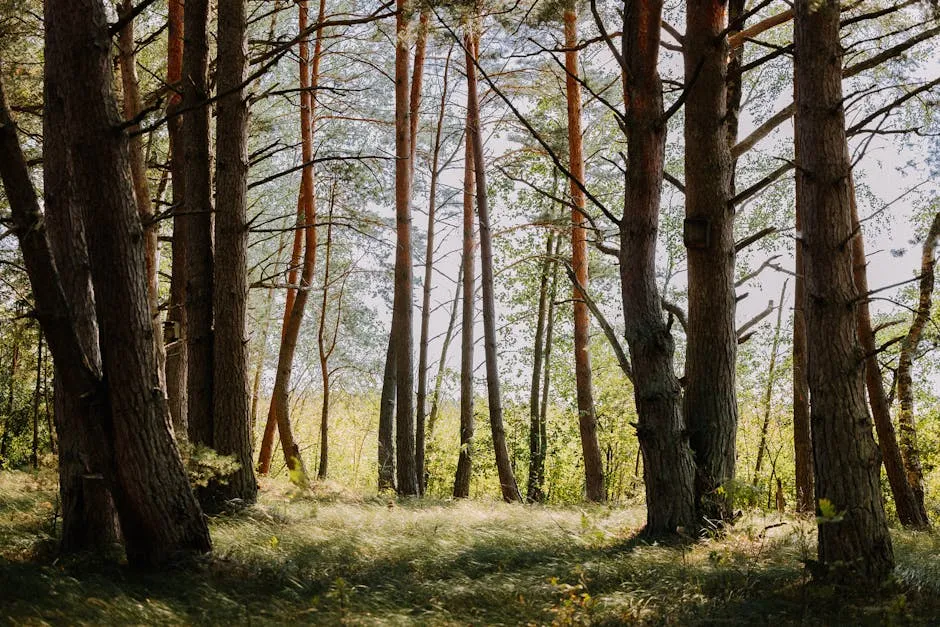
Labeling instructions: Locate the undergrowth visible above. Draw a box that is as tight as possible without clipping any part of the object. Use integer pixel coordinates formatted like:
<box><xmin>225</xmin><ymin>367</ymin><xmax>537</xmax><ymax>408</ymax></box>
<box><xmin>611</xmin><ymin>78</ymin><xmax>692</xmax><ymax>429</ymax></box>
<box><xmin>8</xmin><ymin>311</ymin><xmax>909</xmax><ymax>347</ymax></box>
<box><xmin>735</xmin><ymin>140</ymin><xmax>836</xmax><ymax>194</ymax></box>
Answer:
<box><xmin>2</xmin><ymin>469</ymin><xmax>940</xmax><ymax>625</ymax></box>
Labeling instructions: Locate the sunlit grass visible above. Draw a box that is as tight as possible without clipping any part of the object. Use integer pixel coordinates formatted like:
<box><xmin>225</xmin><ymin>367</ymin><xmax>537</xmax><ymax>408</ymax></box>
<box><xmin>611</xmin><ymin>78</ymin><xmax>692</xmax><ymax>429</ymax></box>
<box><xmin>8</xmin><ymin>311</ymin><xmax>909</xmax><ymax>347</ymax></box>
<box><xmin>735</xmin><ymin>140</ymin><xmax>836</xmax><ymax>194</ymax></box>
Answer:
<box><xmin>2</xmin><ymin>469</ymin><xmax>940</xmax><ymax>624</ymax></box>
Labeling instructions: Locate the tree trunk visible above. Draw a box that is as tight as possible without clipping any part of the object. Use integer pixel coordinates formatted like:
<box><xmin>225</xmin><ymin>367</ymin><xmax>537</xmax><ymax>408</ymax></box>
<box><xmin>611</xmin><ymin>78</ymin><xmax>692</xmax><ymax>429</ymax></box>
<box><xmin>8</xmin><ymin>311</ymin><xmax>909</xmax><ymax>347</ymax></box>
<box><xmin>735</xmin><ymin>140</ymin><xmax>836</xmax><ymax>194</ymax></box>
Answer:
<box><xmin>165</xmin><ymin>0</ymin><xmax>187</xmax><ymax>439</ymax></box>
<box><xmin>618</xmin><ymin>0</ymin><xmax>696</xmax><ymax>535</ymax></box>
<box><xmin>415</xmin><ymin>28</ymin><xmax>447</xmax><ymax>495</ymax></box>
<box><xmin>792</xmin><ymin>90</ymin><xmax>814</xmax><ymax>512</ymax></box>
<box><xmin>527</xmin><ymin>231</ymin><xmax>553</xmax><ymax>503</ymax></box>
<box><xmin>117</xmin><ymin>0</ymin><xmax>165</xmax><ymax>393</ymax></box>
<box><xmin>894</xmin><ymin>211</ymin><xmax>940</xmax><ymax>525</ymax></box>
<box><xmin>378</xmin><ymin>335</ymin><xmax>397</xmax><ymax>491</ymax></box>
<box><xmin>683</xmin><ymin>0</ymin><xmax>738</xmax><ymax>524</ymax></box>
<box><xmin>850</xmin><ymin>183</ymin><xmax>928</xmax><ymax>528</ymax></box>
<box><xmin>317</xmin><ymin>190</ymin><xmax>337</xmax><ymax>480</ymax></box>
<box><xmin>391</xmin><ymin>0</ymin><xmax>419</xmax><ymax>496</ymax></box>
<box><xmin>753</xmin><ymin>281</ymin><xmax>787</xmax><ymax>485</ymax></box>
<box><xmin>465</xmin><ymin>28</ymin><xmax>521</xmax><ymax>503</ymax></box>
<box><xmin>564</xmin><ymin>5</ymin><xmax>604</xmax><ymax>503</ymax></box>
<box><xmin>211</xmin><ymin>0</ymin><xmax>258</xmax><ymax>505</ymax></box>
<box><xmin>537</xmin><ymin>238</ymin><xmax>561</xmax><ymax>502</ymax></box>
<box><xmin>453</xmin><ymin>107</ymin><xmax>476</xmax><ymax>500</ymax></box>
<box><xmin>794</xmin><ymin>0</ymin><xmax>894</xmax><ymax>582</ymax></box>
<box><xmin>30</xmin><ymin>333</ymin><xmax>42</xmax><ymax>468</ymax></box>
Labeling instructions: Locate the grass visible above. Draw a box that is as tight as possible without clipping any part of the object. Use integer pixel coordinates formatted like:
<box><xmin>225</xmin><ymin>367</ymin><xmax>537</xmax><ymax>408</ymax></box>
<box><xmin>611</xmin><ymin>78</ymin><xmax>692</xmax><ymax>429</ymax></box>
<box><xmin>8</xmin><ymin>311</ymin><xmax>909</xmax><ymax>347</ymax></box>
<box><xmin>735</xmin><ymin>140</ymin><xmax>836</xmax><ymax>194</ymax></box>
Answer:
<box><xmin>2</xmin><ymin>470</ymin><xmax>940</xmax><ymax>625</ymax></box>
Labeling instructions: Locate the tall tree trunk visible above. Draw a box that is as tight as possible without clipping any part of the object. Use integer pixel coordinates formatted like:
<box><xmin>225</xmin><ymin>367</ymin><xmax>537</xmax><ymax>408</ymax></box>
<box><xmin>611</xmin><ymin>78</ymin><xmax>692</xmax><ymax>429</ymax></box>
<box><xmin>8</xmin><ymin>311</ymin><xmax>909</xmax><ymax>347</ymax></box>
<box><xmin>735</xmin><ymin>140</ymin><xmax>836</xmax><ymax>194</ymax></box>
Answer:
<box><xmin>260</xmin><ymin>0</ymin><xmax>325</xmax><ymax>484</ymax></box>
<box><xmin>792</xmin><ymin>88</ymin><xmax>814</xmax><ymax>512</ymax></box>
<box><xmin>465</xmin><ymin>28</ymin><xmax>522</xmax><ymax>503</ymax></box>
<box><xmin>30</xmin><ymin>333</ymin><xmax>42</xmax><ymax>469</ymax></box>
<box><xmin>850</xmin><ymin>184</ymin><xmax>928</xmax><ymax>528</ymax></box>
<box><xmin>537</xmin><ymin>238</ymin><xmax>561</xmax><ymax>502</ymax></box>
<box><xmin>618</xmin><ymin>0</ymin><xmax>696</xmax><ymax>535</ymax></box>
<box><xmin>211</xmin><ymin>0</ymin><xmax>258</xmax><ymax>505</ymax></box>
<box><xmin>4</xmin><ymin>0</ymin><xmax>212</xmax><ymax>566</ymax></box>
<box><xmin>753</xmin><ymin>281</ymin><xmax>787</xmax><ymax>485</ymax></box>
<box><xmin>894</xmin><ymin>211</ymin><xmax>940</xmax><ymax>525</ymax></box>
<box><xmin>794</xmin><ymin>0</ymin><xmax>894</xmax><ymax>582</ymax></box>
<box><xmin>527</xmin><ymin>231</ymin><xmax>553</xmax><ymax>503</ymax></box>
<box><xmin>39</xmin><ymin>19</ymin><xmax>120</xmax><ymax>551</ymax></box>
<box><xmin>683</xmin><ymin>0</ymin><xmax>738</xmax><ymax>524</ymax></box>
<box><xmin>166</xmin><ymin>0</ymin><xmax>188</xmax><ymax>439</ymax></box>
<box><xmin>391</xmin><ymin>0</ymin><xmax>419</xmax><ymax>496</ymax></box>
<box><xmin>250</xmin><ymin>232</ymin><xmax>288</xmax><ymax>436</ymax></box>
<box><xmin>117</xmin><ymin>0</ymin><xmax>165</xmax><ymax>393</ymax></box>
<box><xmin>378</xmin><ymin>335</ymin><xmax>397</xmax><ymax>491</ymax></box>
<box><xmin>317</xmin><ymin>189</ymin><xmax>337</xmax><ymax>480</ymax></box>
<box><xmin>564</xmin><ymin>5</ymin><xmax>604</xmax><ymax>503</ymax></box>
<box><xmin>415</xmin><ymin>29</ymin><xmax>447</xmax><ymax>495</ymax></box>
<box><xmin>180</xmin><ymin>0</ymin><xmax>215</xmax><ymax>447</ymax></box>
<box><xmin>453</xmin><ymin>108</ymin><xmax>476</xmax><ymax>500</ymax></box>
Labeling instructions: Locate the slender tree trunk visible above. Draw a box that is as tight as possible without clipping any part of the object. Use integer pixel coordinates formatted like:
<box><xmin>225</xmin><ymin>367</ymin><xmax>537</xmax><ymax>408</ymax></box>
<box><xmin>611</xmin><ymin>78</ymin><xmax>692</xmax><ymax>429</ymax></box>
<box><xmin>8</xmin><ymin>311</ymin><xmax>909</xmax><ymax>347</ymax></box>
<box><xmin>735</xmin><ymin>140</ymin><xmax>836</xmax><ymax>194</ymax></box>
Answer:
<box><xmin>250</xmin><ymin>232</ymin><xmax>287</xmax><ymax>435</ymax></box>
<box><xmin>453</xmin><ymin>109</ymin><xmax>476</xmax><ymax>500</ymax></box>
<box><xmin>211</xmin><ymin>0</ymin><xmax>258</xmax><ymax>505</ymax></box>
<box><xmin>794</xmin><ymin>0</ymin><xmax>894</xmax><ymax>581</ymax></box>
<box><xmin>683</xmin><ymin>0</ymin><xmax>738</xmax><ymax>524</ymax></box>
<box><xmin>753</xmin><ymin>281</ymin><xmax>787</xmax><ymax>485</ymax></box>
<box><xmin>117</xmin><ymin>0</ymin><xmax>165</xmax><ymax>393</ymax></box>
<box><xmin>166</xmin><ymin>0</ymin><xmax>188</xmax><ymax>439</ymax></box>
<box><xmin>260</xmin><ymin>0</ymin><xmax>326</xmax><ymax>484</ymax></box>
<box><xmin>30</xmin><ymin>333</ymin><xmax>42</xmax><ymax>468</ymax></box>
<box><xmin>792</xmin><ymin>91</ymin><xmax>814</xmax><ymax>512</ymax></box>
<box><xmin>850</xmin><ymin>184</ymin><xmax>928</xmax><ymax>528</ymax></box>
<box><xmin>619</xmin><ymin>0</ymin><xmax>696</xmax><ymax>535</ymax></box>
<box><xmin>415</xmin><ymin>31</ymin><xmax>448</xmax><ymax>495</ymax></box>
<box><xmin>564</xmin><ymin>5</ymin><xmax>604</xmax><ymax>503</ymax></box>
<box><xmin>390</xmin><ymin>0</ymin><xmax>419</xmax><ymax>496</ymax></box>
<box><xmin>180</xmin><ymin>0</ymin><xmax>215</xmax><ymax>447</ymax></box>
<box><xmin>378</xmin><ymin>335</ymin><xmax>397</xmax><ymax>491</ymax></box>
<box><xmin>537</xmin><ymin>238</ymin><xmax>561</xmax><ymax>501</ymax></box>
<box><xmin>465</xmin><ymin>28</ymin><xmax>521</xmax><ymax>503</ymax></box>
<box><xmin>894</xmin><ymin>211</ymin><xmax>940</xmax><ymax>525</ymax></box>
<box><xmin>527</xmin><ymin>231</ymin><xmax>553</xmax><ymax>503</ymax></box>
<box><xmin>317</xmin><ymin>189</ymin><xmax>337</xmax><ymax>480</ymax></box>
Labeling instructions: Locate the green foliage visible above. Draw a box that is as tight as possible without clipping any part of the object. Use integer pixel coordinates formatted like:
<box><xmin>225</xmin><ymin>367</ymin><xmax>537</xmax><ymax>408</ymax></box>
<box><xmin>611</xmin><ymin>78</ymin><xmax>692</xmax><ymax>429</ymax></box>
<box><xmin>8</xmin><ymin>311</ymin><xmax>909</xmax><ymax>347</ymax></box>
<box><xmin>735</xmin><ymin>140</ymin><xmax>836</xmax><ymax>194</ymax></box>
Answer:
<box><xmin>182</xmin><ymin>442</ymin><xmax>243</xmax><ymax>489</ymax></box>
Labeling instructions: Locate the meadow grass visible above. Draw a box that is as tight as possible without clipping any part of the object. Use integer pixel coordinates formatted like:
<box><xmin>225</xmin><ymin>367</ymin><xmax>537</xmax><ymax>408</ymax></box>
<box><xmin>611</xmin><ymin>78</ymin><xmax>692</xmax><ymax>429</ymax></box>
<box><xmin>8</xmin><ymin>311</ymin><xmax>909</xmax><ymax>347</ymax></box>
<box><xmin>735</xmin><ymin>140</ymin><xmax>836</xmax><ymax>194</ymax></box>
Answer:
<box><xmin>2</xmin><ymin>469</ymin><xmax>940</xmax><ymax>625</ymax></box>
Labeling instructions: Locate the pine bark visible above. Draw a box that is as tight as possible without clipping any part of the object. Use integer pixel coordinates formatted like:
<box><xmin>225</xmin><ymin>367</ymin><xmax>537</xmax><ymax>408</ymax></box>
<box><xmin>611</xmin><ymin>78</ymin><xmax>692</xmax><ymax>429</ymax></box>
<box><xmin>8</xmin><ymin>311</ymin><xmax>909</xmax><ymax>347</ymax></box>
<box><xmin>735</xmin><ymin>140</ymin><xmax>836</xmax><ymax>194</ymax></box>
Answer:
<box><xmin>619</xmin><ymin>0</ymin><xmax>696</xmax><ymax>535</ymax></box>
<box><xmin>683</xmin><ymin>0</ymin><xmax>738</xmax><ymax>523</ymax></box>
<box><xmin>794</xmin><ymin>0</ymin><xmax>894</xmax><ymax>581</ymax></box>
<box><xmin>378</xmin><ymin>335</ymin><xmax>397</xmax><ymax>491</ymax></box>
<box><xmin>564</xmin><ymin>6</ymin><xmax>604</xmax><ymax>503</ymax></box>
<box><xmin>212</xmin><ymin>0</ymin><xmax>258</xmax><ymax>505</ymax></box>
<box><xmin>453</xmin><ymin>108</ymin><xmax>476</xmax><ymax>500</ymax></box>
<box><xmin>180</xmin><ymin>0</ymin><xmax>215</xmax><ymax>447</ymax></box>
<box><xmin>527</xmin><ymin>231</ymin><xmax>553</xmax><ymax>503</ymax></box>
<box><xmin>391</xmin><ymin>0</ymin><xmax>419</xmax><ymax>496</ymax></box>
<box><xmin>465</xmin><ymin>29</ymin><xmax>522</xmax><ymax>503</ymax></box>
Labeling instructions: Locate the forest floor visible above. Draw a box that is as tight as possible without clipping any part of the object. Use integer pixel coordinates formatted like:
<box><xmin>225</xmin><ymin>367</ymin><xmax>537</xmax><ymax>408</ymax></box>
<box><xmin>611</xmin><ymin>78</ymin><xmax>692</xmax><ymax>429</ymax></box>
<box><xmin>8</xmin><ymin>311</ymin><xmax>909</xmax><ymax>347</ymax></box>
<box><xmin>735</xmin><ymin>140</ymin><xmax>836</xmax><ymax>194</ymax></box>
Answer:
<box><xmin>2</xmin><ymin>470</ymin><xmax>940</xmax><ymax>625</ymax></box>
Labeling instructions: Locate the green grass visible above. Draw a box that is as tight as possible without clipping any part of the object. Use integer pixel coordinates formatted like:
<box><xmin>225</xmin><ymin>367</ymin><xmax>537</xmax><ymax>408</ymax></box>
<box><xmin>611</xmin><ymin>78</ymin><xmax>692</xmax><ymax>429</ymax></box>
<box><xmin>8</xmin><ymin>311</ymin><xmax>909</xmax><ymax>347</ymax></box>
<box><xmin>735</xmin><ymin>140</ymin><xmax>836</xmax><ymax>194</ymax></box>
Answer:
<box><xmin>2</xmin><ymin>470</ymin><xmax>940</xmax><ymax>625</ymax></box>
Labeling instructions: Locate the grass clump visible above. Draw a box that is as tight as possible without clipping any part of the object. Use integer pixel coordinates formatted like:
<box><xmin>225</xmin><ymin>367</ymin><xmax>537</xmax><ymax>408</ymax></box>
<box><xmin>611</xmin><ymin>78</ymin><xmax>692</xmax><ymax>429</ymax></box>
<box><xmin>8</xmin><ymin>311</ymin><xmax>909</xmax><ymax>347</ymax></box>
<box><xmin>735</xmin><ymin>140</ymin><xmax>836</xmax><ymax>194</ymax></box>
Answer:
<box><xmin>2</xmin><ymin>470</ymin><xmax>940</xmax><ymax>624</ymax></box>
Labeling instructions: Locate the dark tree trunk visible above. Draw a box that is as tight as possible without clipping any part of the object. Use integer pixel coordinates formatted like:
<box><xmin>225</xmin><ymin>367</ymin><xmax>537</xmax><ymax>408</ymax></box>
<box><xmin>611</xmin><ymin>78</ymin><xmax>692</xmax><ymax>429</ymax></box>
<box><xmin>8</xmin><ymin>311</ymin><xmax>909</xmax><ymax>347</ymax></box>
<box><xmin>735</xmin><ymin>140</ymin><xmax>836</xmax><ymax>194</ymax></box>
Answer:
<box><xmin>453</xmin><ymin>109</ymin><xmax>476</xmax><ymax>500</ymax></box>
<box><xmin>465</xmin><ymin>29</ymin><xmax>522</xmax><ymax>503</ymax></box>
<box><xmin>618</xmin><ymin>0</ymin><xmax>696</xmax><ymax>535</ymax></box>
<box><xmin>753</xmin><ymin>281</ymin><xmax>787</xmax><ymax>485</ymax></box>
<box><xmin>391</xmin><ymin>0</ymin><xmax>419</xmax><ymax>496</ymax></box>
<box><xmin>317</xmin><ymin>190</ymin><xmax>338</xmax><ymax>480</ymax></box>
<box><xmin>165</xmin><ymin>0</ymin><xmax>187</xmax><ymax>440</ymax></box>
<box><xmin>564</xmin><ymin>5</ymin><xmax>604</xmax><ymax>503</ymax></box>
<box><xmin>378</xmin><ymin>335</ymin><xmax>396</xmax><ymax>491</ymax></box>
<box><xmin>180</xmin><ymin>0</ymin><xmax>215</xmax><ymax>448</ymax></box>
<box><xmin>794</xmin><ymin>0</ymin><xmax>894</xmax><ymax>582</ymax></box>
<box><xmin>683</xmin><ymin>0</ymin><xmax>738</xmax><ymax>524</ymax></box>
<box><xmin>30</xmin><ymin>334</ymin><xmax>42</xmax><ymax>468</ymax></box>
<box><xmin>527</xmin><ymin>231</ymin><xmax>553</xmax><ymax>503</ymax></box>
<box><xmin>537</xmin><ymin>238</ymin><xmax>561</xmax><ymax>501</ymax></box>
<box><xmin>211</xmin><ymin>0</ymin><xmax>258</xmax><ymax>505</ymax></box>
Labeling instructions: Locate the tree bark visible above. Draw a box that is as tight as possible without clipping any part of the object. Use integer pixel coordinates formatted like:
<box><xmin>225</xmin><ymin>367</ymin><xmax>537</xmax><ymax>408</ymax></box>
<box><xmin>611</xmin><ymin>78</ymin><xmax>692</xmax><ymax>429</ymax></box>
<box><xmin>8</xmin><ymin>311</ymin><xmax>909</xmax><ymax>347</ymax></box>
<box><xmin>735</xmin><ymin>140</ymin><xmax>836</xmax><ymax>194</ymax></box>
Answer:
<box><xmin>794</xmin><ymin>0</ymin><xmax>894</xmax><ymax>582</ymax></box>
<box><xmin>212</xmin><ymin>0</ymin><xmax>258</xmax><ymax>505</ymax></box>
<box><xmin>894</xmin><ymin>211</ymin><xmax>940</xmax><ymax>525</ymax></box>
<box><xmin>391</xmin><ymin>0</ymin><xmax>419</xmax><ymax>496</ymax></box>
<box><xmin>527</xmin><ymin>231</ymin><xmax>553</xmax><ymax>503</ymax></box>
<box><xmin>165</xmin><ymin>0</ymin><xmax>188</xmax><ymax>440</ymax></box>
<box><xmin>618</xmin><ymin>0</ymin><xmax>696</xmax><ymax>535</ymax></box>
<box><xmin>453</xmin><ymin>107</ymin><xmax>476</xmax><ymax>500</ymax></box>
<box><xmin>683</xmin><ymin>0</ymin><xmax>738</xmax><ymax>524</ymax></box>
<box><xmin>564</xmin><ymin>5</ymin><xmax>604</xmax><ymax>503</ymax></box>
<box><xmin>378</xmin><ymin>335</ymin><xmax>397</xmax><ymax>491</ymax></box>
<box><xmin>117</xmin><ymin>0</ymin><xmax>165</xmax><ymax>393</ymax></box>
<box><xmin>317</xmin><ymin>188</ymin><xmax>337</xmax><ymax>480</ymax></box>
<box><xmin>537</xmin><ymin>238</ymin><xmax>561</xmax><ymax>501</ymax></box>
<box><xmin>465</xmin><ymin>28</ymin><xmax>522</xmax><ymax>503</ymax></box>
